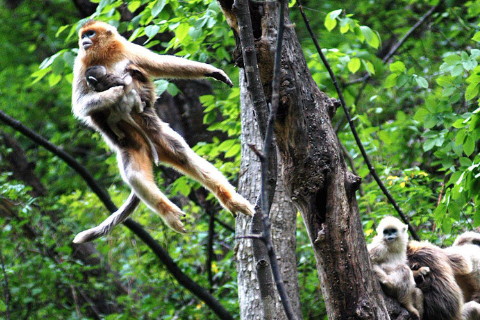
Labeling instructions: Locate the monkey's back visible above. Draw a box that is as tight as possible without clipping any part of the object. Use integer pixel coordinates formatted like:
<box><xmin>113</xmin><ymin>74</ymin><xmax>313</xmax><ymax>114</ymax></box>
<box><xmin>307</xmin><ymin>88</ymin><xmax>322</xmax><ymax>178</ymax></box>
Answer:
<box><xmin>407</xmin><ymin>241</ymin><xmax>463</xmax><ymax>320</ymax></box>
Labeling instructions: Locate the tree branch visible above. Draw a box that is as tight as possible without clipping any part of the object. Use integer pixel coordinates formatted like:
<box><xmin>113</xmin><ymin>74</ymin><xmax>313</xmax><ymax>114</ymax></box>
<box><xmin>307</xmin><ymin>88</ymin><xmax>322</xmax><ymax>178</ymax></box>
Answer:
<box><xmin>0</xmin><ymin>110</ymin><xmax>234</xmax><ymax>320</ymax></box>
<box><xmin>258</xmin><ymin>1</ymin><xmax>297</xmax><ymax>319</ymax></box>
<box><xmin>346</xmin><ymin>4</ymin><xmax>439</xmax><ymax>86</ymax></box>
<box><xmin>296</xmin><ymin>1</ymin><xmax>420</xmax><ymax>241</ymax></box>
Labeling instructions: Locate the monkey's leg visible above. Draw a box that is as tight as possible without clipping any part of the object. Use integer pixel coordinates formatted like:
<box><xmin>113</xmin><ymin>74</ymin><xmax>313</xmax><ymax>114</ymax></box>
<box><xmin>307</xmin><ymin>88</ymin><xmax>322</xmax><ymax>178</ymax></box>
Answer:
<box><xmin>118</xmin><ymin>147</ymin><xmax>187</xmax><ymax>233</ymax></box>
<box><xmin>73</xmin><ymin>192</ymin><xmax>140</xmax><ymax>243</ymax></box>
<box><xmin>154</xmin><ymin>125</ymin><xmax>254</xmax><ymax>217</ymax></box>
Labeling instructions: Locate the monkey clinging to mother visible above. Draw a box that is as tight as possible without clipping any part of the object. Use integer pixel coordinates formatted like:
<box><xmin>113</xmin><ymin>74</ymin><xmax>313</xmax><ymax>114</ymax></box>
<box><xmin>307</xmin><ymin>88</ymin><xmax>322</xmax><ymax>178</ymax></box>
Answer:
<box><xmin>71</xmin><ymin>20</ymin><xmax>254</xmax><ymax>243</ymax></box>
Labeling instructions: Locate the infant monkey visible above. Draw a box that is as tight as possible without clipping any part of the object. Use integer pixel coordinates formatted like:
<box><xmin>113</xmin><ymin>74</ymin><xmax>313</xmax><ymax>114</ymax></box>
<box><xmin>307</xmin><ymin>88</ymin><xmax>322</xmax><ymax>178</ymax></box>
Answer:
<box><xmin>85</xmin><ymin>65</ymin><xmax>159</xmax><ymax>165</ymax></box>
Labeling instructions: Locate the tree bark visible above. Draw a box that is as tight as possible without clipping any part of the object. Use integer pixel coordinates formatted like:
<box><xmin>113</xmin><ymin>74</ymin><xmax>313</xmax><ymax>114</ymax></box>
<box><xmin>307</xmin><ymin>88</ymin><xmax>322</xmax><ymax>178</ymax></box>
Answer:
<box><xmin>220</xmin><ymin>1</ymin><xmax>390</xmax><ymax>318</ymax></box>
<box><xmin>236</xmin><ymin>72</ymin><xmax>302</xmax><ymax>319</ymax></box>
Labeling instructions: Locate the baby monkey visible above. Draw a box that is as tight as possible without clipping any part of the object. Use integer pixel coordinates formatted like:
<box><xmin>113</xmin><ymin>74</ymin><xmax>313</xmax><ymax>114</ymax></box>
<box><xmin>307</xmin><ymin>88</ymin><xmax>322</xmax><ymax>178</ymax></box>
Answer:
<box><xmin>85</xmin><ymin>65</ymin><xmax>159</xmax><ymax>165</ymax></box>
<box><xmin>368</xmin><ymin>216</ymin><xmax>428</xmax><ymax>319</ymax></box>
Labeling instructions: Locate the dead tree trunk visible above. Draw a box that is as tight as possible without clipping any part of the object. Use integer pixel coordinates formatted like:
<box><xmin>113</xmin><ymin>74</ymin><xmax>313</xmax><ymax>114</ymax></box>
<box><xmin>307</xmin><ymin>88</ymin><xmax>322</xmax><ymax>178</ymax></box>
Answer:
<box><xmin>220</xmin><ymin>1</ymin><xmax>390</xmax><ymax>318</ymax></box>
<box><xmin>236</xmin><ymin>72</ymin><xmax>302</xmax><ymax>320</ymax></box>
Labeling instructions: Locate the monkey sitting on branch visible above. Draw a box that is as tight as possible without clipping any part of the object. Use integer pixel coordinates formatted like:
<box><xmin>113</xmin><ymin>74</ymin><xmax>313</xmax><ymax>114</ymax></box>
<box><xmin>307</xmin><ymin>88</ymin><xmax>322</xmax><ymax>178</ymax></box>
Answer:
<box><xmin>72</xmin><ymin>20</ymin><xmax>253</xmax><ymax>243</ymax></box>
<box><xmin>368</xmin><ymin>216</ymin><xmax>426</xmax><ymax>319</ymax></box>
<box><xmin>85</xmin><ymin>64</ymin><xmax>159</xmax><ymax>165</ymax></box>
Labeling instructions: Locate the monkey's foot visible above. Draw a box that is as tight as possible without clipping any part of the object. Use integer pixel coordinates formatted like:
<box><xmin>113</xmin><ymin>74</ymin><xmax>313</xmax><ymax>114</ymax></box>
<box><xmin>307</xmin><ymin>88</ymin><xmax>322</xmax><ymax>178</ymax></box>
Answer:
<box><xmin>161</xmin><ymin>208</ymin><xmax>187</xmax><ymax>234</ymax></box>
<box><xmin>223</xmin><ymin>193</ymin><xmax>254</xmax><ymax>216</ymax></box>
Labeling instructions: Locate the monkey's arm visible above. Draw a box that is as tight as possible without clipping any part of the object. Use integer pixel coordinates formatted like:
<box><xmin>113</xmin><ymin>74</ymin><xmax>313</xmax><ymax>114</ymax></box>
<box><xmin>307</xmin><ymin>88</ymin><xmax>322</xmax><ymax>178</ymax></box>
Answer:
<box><xmin>72</xmin><ymin>85</ymin><xmax>125</xmax><ymax>118</ymax></box>
<box><xmin>368</xmin><ymin>239</ymin><xmax>388</xmax><ymax>264</ymax></box>
<box><xmin>127</xmin><ymin>42</ymin><xmax>233</xmax><ymax>87</ymax></box>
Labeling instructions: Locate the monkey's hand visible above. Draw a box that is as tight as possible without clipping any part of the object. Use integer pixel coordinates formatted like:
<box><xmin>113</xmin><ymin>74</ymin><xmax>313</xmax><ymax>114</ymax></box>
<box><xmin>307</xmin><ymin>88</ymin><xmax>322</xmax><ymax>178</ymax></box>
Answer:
<box><xmin>74</xmin><ymin>86</ymin><xmax>126</xmax><ymax>118</ymax></box>
<box><xmin>206</xmin><ymin>69</ymin><xmax>233</xmax><ymax>87</ymax></box>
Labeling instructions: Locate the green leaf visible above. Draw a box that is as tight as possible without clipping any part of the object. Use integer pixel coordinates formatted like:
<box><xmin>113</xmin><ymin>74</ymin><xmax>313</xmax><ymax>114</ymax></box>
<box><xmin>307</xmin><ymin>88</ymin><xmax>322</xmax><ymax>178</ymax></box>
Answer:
<box><xmin>167</xmin><ymin>83</ymin><xmax>180</xmax><ymax>96</ymax></box>
<box><xmin>145</xmin><ymin>25</ymin><xmax>160</xmax><ymax>39</ymax></box>
<box><xmin>384</xmin><ymin>73</ymin><xmax>398</xmax><ymax>88</ymax></box>
<box><xmin>363</xmin><ymin>60</ymin><xmax>375</xmax><ymax>75</ymax></box>
<box><xmin>151</xmin><ymin>0</ymin><xmax>167</xmax><ymax>18</ymax></box>
<box><xmin>455</xmin><ymin>130</ymin><xmax>466</xmax><ymax>146</ymax></box>
<box><xmin>389</xmin><ymin>61</ymin><xmax>406</xmax><ymax>73</ymax></box>
<box><xmin>127</xmin><ymin>1</ymin><xmax>141</xmax><ymax>12</ymax></box>
<box><xmin>325</xmin><ymin>10</ymin><xmax>341</xmax><ymax>32</ymax></box>
<box><xmin>465</xmin><ymin>83</ymin><xmax>479</xmax><ymax>101</ymax></box>
<box><xmin>464</xmin><ymin>135</ymin><xmax>476</xmax><ymax>156</ymax></box>
<box><xmin>473</xmin><ymin>31</ymin><xmax>480</xmax><ymax>42</ymax></box>
<box><xmin>154</xmin><ymin>79</ymin><xmax>169</xmax><ymax>96</ymax></box>
<box><xmin>348</xmin><ymin>58</ymin><xmax>361</xmax><ymax>73</ymax></box>
<box><xmin>415</xmin><ymin>76</ymin><xmax>429</xmax><ymax>89</ymax></box>
<box><xmin>329</xmin><ymin>9</ymin><xmax>343</xmax><ymax>20</ymax></box>
<box><xmin>423</xmin><ymin>138</ymin><xmax>436</xmax><ymax>151</ymax></box>
<box><xmin>414</xmin><ymin>107</ymin><xmax>429</xmax><ymax>122</ymax></box>
<box><xmin>360</xmin><ymin>26</ymin><xmax>379</xmax><ymax>48</ymax></box>
<box><xmin>175</xmin><ymin>23</ymin><xmax>190</xmax><ymax>42</ymax></box>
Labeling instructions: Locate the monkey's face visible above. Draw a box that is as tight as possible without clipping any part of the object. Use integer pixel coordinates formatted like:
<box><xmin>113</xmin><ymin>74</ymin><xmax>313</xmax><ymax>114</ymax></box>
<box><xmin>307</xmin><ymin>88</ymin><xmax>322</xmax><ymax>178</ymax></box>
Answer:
<box><xmin>383</xmin><ymin>227</ymin><xmax>399</xmax><ymax>243</ymax></box>
<box><xmin>78</xmin><ymin>21</ymin><xmax>117</xmax><ymax>56</ymax></box>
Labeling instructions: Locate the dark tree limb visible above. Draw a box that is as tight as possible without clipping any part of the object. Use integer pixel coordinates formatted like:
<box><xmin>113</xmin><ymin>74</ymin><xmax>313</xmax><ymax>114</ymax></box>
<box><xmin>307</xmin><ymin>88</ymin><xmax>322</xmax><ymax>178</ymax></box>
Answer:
<box><xmin>0</xmin><ymin>110</ymin><xmax>234</xmax><ymax>320</ymax></box>
<box><xmin>206</xmin><ymin>209</ymin><xmax>215</xmax><ymax>291</ymax></box>
<box><xmin>296</xmin><ymin>1</ymin><xmax>420</xmax><ymax>241</ymax></box>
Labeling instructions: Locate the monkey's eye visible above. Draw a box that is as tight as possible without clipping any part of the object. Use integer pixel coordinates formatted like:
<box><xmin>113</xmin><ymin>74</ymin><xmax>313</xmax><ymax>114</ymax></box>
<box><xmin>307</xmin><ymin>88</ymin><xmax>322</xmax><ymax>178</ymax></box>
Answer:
<box><xmin>82</xmin><ymin>30</ymin><xmax>96</xmax><ymax>38</ymax></box>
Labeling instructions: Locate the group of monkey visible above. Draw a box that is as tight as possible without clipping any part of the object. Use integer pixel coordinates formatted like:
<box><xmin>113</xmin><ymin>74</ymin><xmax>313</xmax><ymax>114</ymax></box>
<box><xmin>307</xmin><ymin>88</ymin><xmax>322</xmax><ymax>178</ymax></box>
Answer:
<box><xmin>70</xmin><ymin>20</ymin><xmax>480</xmax><ymax>320</ymax></box>
<box><xmin>369</xmin><ymin>216</ymin><xmax>480</xmax><ymax>319</ymax></box>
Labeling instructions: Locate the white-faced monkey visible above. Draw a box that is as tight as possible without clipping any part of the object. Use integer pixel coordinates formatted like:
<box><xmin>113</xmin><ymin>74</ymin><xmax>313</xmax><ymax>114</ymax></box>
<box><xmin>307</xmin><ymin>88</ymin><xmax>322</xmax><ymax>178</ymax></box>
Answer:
<box><xmin>368</xmin><ymin>216</ymin><xmax>426</xmax><ymax>319</ymax></box>
<box><xmin>72</xmin><ymin>20</ymin><xmax>253</xmax><ymax>243</ymax></box>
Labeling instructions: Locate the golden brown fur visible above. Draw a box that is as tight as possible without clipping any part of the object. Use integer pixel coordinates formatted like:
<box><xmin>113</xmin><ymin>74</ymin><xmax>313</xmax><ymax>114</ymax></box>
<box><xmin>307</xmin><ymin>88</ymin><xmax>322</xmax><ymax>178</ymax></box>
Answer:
<box><xmin>72</xmin><ymin>21</ymin><xmax>252</xmax><ymax>243</ymax></box>
<box><xmin>368</xmin><ymin>217</ymin><xmax>425</xmax><ymax>319</ymax></box>
<box><xmin>407</xmin><ymin>241</ymin><xmax>464</xmax><ymax>320</ymax></box>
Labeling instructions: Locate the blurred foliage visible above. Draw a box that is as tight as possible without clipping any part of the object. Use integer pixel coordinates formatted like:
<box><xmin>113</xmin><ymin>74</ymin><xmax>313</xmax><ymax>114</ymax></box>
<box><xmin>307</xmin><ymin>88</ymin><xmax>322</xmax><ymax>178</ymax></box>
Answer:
<box><xmin>0</xmin><ymin>0</ymin><xmax>479</xmax><ymax>319</ymax></box>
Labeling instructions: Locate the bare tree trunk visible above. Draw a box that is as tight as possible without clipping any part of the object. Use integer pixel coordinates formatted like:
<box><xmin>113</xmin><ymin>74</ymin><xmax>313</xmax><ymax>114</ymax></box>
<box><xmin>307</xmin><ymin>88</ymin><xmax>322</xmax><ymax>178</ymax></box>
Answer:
<box><xmin>221</xmin><ymin>1</ymin><xmax>390</xmax><ymax>318</ymax></box>
<box><xmin>236</xmin><ymin>71</ymin><xmax>302</xmax><ymax>320</ymax></box>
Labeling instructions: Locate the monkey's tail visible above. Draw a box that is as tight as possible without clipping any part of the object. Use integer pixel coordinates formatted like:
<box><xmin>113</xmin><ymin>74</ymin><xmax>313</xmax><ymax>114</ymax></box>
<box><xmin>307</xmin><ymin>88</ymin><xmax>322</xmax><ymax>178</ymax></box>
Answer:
<box><xmin>73</xmin><ymin>192</ymin><xmax>140</xmax><ymax>243</ymax></box>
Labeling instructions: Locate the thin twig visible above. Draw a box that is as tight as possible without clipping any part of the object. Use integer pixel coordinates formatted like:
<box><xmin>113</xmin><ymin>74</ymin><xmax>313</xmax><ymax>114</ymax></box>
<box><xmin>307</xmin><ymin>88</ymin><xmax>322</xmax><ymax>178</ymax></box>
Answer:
<box><xmin>206</xmin><ymin>210</ymin><xmax>215</xmax><ymax>291</ymax></box>
<box><xmin>346</xmin><ymin>4</ymin><xmax>439</xmax><ymax>86</ymax></box>
<box><xmin>296</xmin><ymin>1</ymin><xmax>420</xmax><ymax>241</ymax></box>
<box><xmin>0</xmin><ymin>110</ymin><xmax>234</xmax><ymax>320</ymax></box>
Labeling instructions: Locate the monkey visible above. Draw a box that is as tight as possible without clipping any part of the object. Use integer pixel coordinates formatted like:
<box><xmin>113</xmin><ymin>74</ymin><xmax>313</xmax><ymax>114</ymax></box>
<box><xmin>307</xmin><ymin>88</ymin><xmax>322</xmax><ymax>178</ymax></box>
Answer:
<box><xmin>368</xmin><ymin>216</ymin><xmax>426</xmax><ymax>319</ymax></box>
<box><xmin>72</xmin><ymin>20</ymin><xmax>253</xmax><ymax>243</ymax></box>
<box><xmin>462</xmin><ymin>301</ymin><xmax>480</xmax><ymax>320</ymax></box>
<box><xmin>444</xmin><ymin>232</ymin><xmax>480</xmax><ymax>304</ymax></box>
<box><xmin>407</xmin><ymin>240</ymin><xmax>464</xmax><ymax>320</ymax></box>
<box><xmin>85</xmin><ymin>65</ymin><xmax>159</xmax><ymax>165</ymax></box>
